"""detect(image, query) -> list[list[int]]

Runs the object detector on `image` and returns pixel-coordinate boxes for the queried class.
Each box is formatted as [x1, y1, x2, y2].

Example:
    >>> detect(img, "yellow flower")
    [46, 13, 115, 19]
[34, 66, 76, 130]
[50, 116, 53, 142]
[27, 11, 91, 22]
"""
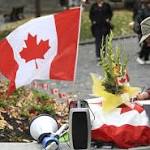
[113, 64, 121, 77]
[91, 73, 140, 112]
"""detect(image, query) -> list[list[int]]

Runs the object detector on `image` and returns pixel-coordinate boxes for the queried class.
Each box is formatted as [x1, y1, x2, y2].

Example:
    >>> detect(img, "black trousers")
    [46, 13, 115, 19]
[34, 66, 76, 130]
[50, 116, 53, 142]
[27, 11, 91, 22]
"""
[139, 44, 150, 61]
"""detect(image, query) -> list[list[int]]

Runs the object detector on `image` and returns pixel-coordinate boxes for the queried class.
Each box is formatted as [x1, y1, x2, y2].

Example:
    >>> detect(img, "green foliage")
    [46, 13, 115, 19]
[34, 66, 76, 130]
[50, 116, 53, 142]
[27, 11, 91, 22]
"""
[19, 90, 56, 117]
[112, 10, 133, 37]
[0, 17, 33, 40]
[0, 30, 11, 40]
[32, 89, 51, 101]
[41, 105, 55, 114]
[0, 101, 7, 108]
[80, 11, 93, 41]
[0, 81, 56, 118]
[100, 33, 128, 94]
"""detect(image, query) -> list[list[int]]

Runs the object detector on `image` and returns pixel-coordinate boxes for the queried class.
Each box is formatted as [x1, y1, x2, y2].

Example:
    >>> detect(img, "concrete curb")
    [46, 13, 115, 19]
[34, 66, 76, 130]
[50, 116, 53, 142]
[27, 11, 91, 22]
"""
[0, 142, 71, 150]
[0, 142, 150, 150]
[79, 34, 137, 45]
[0, 142, 41, 150]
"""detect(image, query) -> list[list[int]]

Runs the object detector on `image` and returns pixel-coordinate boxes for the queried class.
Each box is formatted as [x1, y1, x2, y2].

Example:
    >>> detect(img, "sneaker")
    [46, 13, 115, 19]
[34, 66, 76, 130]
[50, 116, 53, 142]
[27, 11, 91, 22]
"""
[136, 57, 145, 64]
[145, 60, 150, 64]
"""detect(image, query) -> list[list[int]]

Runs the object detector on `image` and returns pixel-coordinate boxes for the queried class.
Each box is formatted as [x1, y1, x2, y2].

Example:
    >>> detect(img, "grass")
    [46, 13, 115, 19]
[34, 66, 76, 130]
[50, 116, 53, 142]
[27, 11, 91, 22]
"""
[111, 10, 134, 37]
[0, 10, 134, 41]
[80, 9, 134, 41]
[0, 17, 33, 40]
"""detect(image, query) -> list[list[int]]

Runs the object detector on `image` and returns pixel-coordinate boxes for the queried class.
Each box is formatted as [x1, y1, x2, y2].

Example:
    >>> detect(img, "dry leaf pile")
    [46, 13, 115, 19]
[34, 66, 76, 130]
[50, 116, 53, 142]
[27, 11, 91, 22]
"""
[0, 80, 69, 142]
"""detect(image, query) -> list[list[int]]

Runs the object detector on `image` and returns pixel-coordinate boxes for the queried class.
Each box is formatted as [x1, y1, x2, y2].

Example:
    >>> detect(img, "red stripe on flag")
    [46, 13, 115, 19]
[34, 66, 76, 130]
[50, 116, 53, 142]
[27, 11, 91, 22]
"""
[92, 124, 150, 148]
[50, 8, 80, 81]
[0, 39, 19, 93]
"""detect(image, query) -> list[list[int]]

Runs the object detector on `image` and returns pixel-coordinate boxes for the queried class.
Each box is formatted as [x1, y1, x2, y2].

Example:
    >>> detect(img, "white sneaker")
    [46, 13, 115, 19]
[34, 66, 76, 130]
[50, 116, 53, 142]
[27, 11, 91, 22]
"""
[145, 60, 150, 64]
[136, 57, 145, 64]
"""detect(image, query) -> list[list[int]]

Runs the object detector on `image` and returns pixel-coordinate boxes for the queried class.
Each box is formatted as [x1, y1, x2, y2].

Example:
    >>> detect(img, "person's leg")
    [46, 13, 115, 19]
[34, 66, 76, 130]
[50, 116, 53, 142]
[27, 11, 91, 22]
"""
[95, 36, 101, 60]
[139, 47, 145, 59]
[136, 46, 146, 64]
[143, 49, 150, 61]
[137, 44, 150, 64]
[140, 44, 149, 61]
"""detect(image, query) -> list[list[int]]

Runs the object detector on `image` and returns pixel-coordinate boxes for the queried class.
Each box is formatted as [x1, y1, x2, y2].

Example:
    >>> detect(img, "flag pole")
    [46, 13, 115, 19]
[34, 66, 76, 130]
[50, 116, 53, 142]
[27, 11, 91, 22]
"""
[71, 0, 85, 103]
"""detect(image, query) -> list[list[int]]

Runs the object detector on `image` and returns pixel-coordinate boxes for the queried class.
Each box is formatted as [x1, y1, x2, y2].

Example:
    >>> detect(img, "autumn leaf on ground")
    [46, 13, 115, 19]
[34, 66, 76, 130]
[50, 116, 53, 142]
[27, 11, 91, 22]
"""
[20, 33, 50, 69]
[0, 113, 7, 129]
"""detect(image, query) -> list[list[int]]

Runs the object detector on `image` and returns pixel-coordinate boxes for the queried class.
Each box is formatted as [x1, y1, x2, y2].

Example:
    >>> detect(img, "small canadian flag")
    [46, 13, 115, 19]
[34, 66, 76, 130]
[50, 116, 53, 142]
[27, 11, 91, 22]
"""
[51, 88, 59, 95]
[42, 83, 49, 90]
[32, 81, 38, 88]
[59, 93, 68, 99]
[116, 70, 130, 86]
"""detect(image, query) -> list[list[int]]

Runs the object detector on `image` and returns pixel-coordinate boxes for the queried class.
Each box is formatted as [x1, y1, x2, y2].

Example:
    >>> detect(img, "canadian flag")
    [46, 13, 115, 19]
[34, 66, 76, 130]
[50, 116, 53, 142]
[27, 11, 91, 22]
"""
[87, 98, 150, 148]
[58, 92, 68, 99]
[116, 70, 130, 86]
[0, 7, 81, 93]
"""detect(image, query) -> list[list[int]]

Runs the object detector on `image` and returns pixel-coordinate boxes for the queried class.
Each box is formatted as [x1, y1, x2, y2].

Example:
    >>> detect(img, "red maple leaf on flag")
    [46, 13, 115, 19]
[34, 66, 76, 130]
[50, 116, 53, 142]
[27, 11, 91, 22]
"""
[118, 78, 126, 83]
[120, 104, 144, 114]
[20, 33, 50, 69]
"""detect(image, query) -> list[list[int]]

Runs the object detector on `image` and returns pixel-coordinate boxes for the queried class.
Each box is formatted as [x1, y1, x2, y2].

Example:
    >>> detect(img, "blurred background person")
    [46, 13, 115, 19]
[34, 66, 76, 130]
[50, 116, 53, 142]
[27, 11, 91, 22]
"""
[133, 0, 150, 64]
[59, 0, 69, 9]
[129, 0, 141, 29]
[136, 16, 150, 99]
[89, 0, 113, 61]
[133, 0, 142, 21]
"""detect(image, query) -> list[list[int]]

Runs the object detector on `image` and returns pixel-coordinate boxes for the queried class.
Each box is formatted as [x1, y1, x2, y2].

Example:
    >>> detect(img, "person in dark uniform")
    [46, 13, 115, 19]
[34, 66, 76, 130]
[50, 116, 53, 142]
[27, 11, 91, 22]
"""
[59, 0, 68, 9]
[134, 0, 150, 64]
[133, 0, 142, 21]
[89, 0, 113, 61]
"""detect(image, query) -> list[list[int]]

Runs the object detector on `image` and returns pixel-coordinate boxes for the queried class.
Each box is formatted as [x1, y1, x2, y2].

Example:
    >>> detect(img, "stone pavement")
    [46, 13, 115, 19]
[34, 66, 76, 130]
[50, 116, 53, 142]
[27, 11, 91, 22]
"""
[1, 141, 150, 150]
[1, 36, 150, 150]
[46, 36, 150, 99]
[0, 142, 117, 150]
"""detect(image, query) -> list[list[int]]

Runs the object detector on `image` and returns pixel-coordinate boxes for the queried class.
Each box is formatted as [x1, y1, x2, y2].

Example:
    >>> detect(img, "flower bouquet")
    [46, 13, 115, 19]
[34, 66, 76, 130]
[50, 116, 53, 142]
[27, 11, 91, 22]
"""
[91, 33, 140, 112]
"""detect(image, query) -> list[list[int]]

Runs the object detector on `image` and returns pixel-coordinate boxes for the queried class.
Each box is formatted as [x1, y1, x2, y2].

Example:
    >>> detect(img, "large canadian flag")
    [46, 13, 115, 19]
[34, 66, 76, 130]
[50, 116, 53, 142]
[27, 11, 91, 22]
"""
[0, 7, 81, 93]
